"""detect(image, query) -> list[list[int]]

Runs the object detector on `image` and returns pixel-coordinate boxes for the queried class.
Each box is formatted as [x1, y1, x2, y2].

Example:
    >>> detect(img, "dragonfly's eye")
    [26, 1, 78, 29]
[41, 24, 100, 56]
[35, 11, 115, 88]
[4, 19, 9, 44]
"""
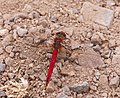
[56, 32, 66, 39]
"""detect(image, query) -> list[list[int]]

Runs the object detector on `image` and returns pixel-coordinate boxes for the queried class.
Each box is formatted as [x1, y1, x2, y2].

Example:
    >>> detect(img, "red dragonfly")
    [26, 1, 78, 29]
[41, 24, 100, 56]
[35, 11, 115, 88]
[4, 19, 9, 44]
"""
[45, 31, 66, 88]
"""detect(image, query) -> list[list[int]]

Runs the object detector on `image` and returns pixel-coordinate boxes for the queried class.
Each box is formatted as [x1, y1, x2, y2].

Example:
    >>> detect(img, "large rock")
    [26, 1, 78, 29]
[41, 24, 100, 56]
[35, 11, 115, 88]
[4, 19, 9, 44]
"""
[71, 48, 104, 68]
[81, 2, 114, 27]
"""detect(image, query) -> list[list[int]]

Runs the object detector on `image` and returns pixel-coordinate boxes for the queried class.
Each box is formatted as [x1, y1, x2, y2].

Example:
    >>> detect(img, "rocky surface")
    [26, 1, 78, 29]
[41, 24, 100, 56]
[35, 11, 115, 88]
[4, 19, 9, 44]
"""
[0, 0, 120, 98]
[81, 2, 114, 27]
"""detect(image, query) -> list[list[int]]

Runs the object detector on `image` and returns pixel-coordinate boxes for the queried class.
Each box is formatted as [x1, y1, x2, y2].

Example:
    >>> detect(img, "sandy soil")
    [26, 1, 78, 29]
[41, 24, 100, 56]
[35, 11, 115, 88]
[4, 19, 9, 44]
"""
[0, 0, 120, 98]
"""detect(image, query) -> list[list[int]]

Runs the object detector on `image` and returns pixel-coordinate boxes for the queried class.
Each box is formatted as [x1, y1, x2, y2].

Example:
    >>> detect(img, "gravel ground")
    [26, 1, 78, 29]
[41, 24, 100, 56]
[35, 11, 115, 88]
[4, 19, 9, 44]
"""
[0, 0, 120, 98]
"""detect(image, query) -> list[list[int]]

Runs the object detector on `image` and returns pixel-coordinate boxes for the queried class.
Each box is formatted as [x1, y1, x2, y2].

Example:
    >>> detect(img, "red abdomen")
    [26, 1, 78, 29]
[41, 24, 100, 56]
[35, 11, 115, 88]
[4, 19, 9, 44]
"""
[46, 49, 58, 87]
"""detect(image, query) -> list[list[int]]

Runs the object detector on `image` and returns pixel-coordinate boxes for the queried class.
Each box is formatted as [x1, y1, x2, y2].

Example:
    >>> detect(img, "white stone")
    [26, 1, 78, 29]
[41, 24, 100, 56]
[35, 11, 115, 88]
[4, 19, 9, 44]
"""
[107, 0, 116, 6]
[115, 46, 120, 55]
[39, 73, 46, 81]
[0, 29, 9, 36]
[71, 40, 80, 49]
[16, 27, 28, 37]
[94, 70, 101, 80]
[22, 4, 33, 13]
[81, 2, 114, 27]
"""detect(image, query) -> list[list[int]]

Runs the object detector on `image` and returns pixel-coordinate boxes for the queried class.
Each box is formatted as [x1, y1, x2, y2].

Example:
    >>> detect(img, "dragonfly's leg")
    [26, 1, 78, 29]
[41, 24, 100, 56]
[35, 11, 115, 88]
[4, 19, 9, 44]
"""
[58, 47, 62, 53]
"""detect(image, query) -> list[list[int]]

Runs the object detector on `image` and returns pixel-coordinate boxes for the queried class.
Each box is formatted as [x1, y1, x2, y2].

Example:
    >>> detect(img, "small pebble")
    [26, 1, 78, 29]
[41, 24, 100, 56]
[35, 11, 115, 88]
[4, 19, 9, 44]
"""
[115, 46, 120, 55]
[0, 48, 4, 54]
[112, 55, 120, 65]
[29, 63, 34, 67]
[109, 76, 119, 88]
[0, 63, 6, 72]
[86, 32, 93, 39]
[56, 92, 69, 98]
[28, 27, 37, 33]
[13, 30, 18, 39]
[29, 11, 40, 19]
[5, 45, 13, 53]
[94, 70, 101, 80]
[16, 27, 28, 37]
[5, 57, 14, 66]
[0, 19, 3, 26]
[2, 34, 14, 47]
[0, 91, 6, 97]
[93, 44, 101, 51]
[22, 4, 33, 13]
[9, 52, 15, 58]
[107, 0, 115, 6]
[64, 27, 74, 36]
[8, 72, 14, 79]
[50, 16, 58, 23]
[45, 81, 55, 93]
[3, 14, 11, 20]
[99, 75, 108, 86]
[109, 39, 116, 48]
[39, 73, 46, 81]
[90, 85, 97, 91]
[71, 40, 80, 49]
[100, 92, 108, 98]
[69, 81, 90, 93]
[61, 66, 75, 76]
[91, 32, 101, 44]
[0, 29, 9, 36]
[109, 72, 119, 88]
[62, 86, 71, 93]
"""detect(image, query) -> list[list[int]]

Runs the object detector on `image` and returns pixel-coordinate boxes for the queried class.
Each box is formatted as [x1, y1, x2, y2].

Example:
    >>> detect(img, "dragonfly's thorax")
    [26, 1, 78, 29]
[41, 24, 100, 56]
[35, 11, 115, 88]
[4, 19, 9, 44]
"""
[53, 31, 66, 50]
[53, 38, 62, 49]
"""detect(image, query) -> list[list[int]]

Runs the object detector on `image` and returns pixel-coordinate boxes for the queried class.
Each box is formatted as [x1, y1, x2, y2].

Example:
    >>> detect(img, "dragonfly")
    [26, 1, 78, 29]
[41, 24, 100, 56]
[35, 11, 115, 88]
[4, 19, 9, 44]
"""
[45, 31, 66, 88]
[43, 31, 104, 89]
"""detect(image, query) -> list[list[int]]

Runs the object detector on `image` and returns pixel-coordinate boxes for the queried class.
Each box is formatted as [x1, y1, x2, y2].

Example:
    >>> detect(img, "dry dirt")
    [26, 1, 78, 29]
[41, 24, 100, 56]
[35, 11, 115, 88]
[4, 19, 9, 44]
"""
[0, 0, 120, 98]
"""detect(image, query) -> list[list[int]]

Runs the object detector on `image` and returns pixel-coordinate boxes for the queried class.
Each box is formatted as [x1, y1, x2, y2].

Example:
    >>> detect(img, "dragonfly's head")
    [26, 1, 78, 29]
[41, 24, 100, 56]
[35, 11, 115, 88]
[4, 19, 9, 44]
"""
[56, 31, 66, 40]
